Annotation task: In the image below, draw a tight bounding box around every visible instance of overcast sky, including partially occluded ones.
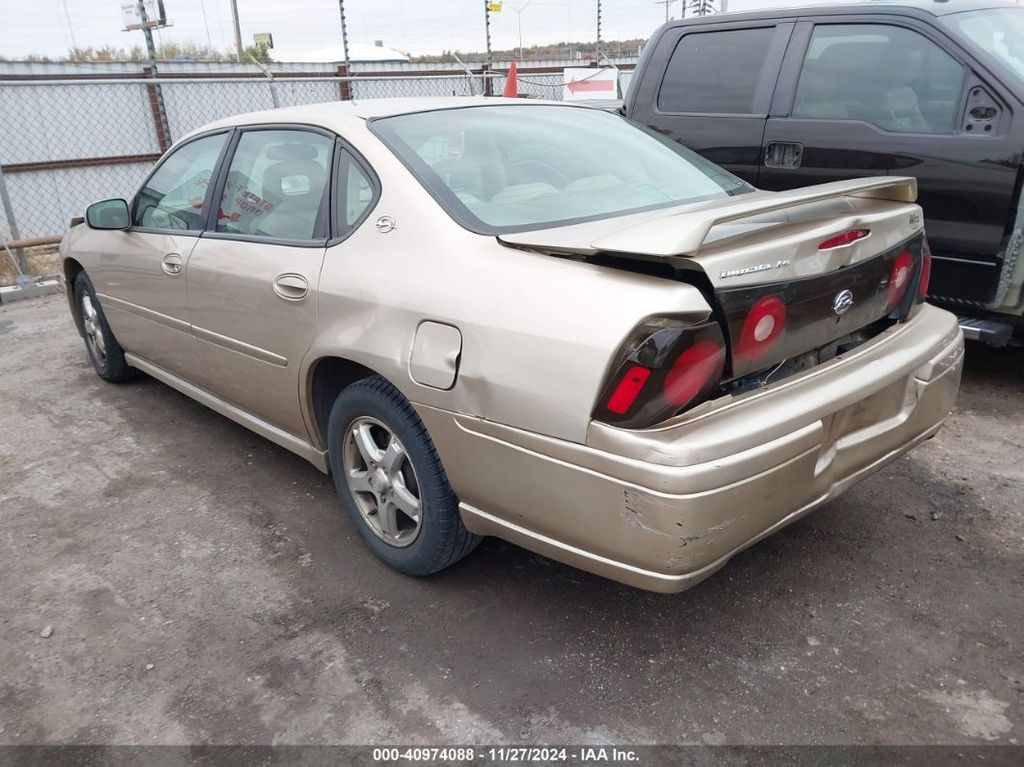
[0,0,849,59]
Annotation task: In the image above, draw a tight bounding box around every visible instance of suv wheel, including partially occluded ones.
[327,375,480,576]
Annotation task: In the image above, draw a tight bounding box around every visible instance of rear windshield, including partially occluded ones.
[370,104,750,234]
[943,8,1024,83]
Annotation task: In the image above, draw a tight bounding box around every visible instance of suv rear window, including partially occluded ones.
[657,28,775,114]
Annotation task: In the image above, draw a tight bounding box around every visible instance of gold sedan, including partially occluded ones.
[62,98,963,592]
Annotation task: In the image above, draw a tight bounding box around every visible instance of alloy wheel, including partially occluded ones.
[81,294,106,366]
[342,416,423,547]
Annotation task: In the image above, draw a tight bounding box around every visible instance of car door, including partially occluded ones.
[183,126,340,439]
[92,131,230,375]
[762,17,1021,305]
[627,20,793,184]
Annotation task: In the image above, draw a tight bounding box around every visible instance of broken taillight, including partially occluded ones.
[593,318,726,428]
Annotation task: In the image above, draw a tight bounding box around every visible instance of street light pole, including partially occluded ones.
[511,1,533,61]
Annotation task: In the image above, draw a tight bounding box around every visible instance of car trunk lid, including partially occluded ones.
[498,177,928,380]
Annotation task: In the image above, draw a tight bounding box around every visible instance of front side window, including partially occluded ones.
[793,24,965,133]
[657,28,776,114]
[134,133,227,230]
[371,105,750,233]
[217,129,333,240]
[942,8,1024,84]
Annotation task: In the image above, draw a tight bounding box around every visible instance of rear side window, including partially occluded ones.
[657,28,776,114]
[338,150,375,229]
[134,133,227,230]
[793,24,966,133]
[216,129,333,240]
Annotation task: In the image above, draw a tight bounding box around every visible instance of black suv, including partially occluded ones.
[623,0,1024,343]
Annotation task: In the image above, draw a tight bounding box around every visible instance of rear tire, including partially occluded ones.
[74,271,132,382]
[327,375,480,577]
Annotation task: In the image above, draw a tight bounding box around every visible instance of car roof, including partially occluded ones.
[663,0,1017,24]
[187,96,570,140]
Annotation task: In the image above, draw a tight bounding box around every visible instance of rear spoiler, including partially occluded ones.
[593,177,917,257]
[499,176,917,258]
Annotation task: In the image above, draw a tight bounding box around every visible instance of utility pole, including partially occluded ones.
[654,0,682,22]
[136,1,172,149]
[484,0,493,95]
[596,0,602,61]
[484,1,493,70]
[338,0,351,76]
[137,0,159,68]
[229,0,244,60]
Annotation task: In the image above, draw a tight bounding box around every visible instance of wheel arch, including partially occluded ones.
[63,257,86,335]
[307,355,386,451]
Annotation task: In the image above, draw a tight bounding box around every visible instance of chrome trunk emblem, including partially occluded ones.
[832,289,855,316]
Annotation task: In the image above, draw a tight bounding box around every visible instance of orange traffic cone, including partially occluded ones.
[503,61,518,98]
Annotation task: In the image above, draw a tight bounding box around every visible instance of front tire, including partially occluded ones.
[73,271,131,382]
[327,375,480,577]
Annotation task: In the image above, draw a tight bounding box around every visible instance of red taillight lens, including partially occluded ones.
[818,228,870,250]
[595,318,726,428]
[736,295,787,362]
[664,339,727,406]
[918,241,932,300]
[606,365,651,415]
[888,249,914,309]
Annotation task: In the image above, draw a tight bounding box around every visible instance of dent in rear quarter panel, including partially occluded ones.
[305,159,715,451]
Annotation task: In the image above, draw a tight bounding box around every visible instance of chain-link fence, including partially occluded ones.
[0,65,633,286]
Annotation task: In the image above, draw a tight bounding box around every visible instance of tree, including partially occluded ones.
[69,45,128,62]
[60,42,243,63]
[242,42,271,64]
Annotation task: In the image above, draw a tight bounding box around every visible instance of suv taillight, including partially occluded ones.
[593,317,726,428]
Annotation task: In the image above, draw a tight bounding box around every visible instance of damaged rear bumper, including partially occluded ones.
[417,305,964,593]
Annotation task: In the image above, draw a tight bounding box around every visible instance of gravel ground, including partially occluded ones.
[0,294,1021,745]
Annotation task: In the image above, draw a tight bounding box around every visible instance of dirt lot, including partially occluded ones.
[0,294,1021,745]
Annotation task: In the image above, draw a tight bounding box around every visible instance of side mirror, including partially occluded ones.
[85,199,131,231]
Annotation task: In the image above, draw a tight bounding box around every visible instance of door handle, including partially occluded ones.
[273,273,309,301]
[161,253,183,276]
[764,141,803,169]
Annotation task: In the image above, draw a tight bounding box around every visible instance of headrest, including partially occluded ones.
[267,142,320,161]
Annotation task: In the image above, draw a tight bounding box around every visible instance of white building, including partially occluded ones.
[271,41,409,64]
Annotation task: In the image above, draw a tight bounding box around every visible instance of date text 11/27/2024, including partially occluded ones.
[372,746,641,762]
